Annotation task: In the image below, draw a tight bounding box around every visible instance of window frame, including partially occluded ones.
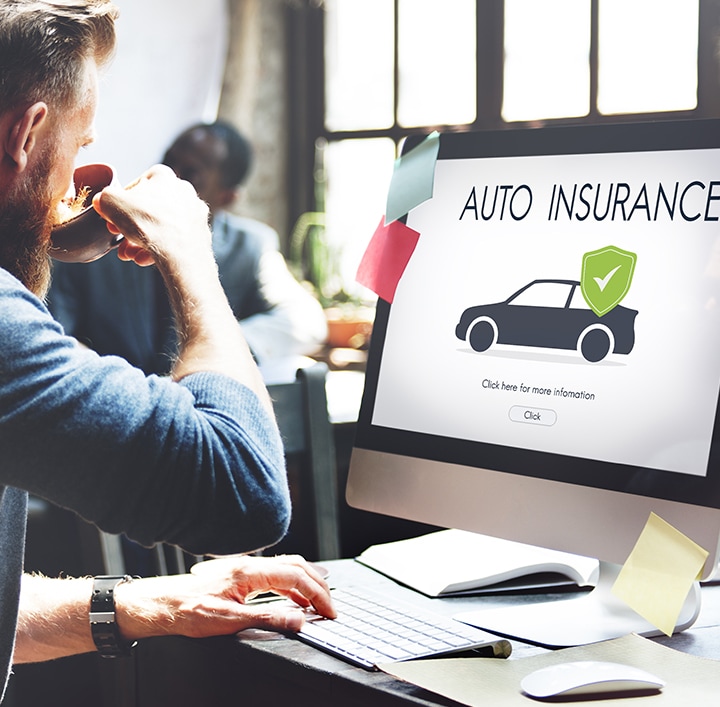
[285,0,720,238]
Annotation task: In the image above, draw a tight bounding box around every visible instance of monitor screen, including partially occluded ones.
[347,120,720,595]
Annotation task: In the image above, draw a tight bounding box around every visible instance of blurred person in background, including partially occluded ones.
[49,120,328,383]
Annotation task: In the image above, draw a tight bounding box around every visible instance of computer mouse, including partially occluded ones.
[520,660,665,699]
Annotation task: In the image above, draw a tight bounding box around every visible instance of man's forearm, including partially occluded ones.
[94,166,274,415]
[159,249,270,411]
[14,574,95,663]
[14,558,335,665]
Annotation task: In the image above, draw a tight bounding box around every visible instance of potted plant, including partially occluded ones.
[289,211,374,350]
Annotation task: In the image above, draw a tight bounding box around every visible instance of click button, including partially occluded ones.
[509,406,557,427]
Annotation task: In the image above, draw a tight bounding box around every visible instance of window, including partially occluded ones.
[503,0,591,121]
[324,0,477,130]
[396,0,477,127]
[597,0,698,115]
[503,0,699,122]
[318,0,478,301]
[289,0,716,300]
[324,0,394,131]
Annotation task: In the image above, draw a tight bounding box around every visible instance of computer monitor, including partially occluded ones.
[346,119,720,647]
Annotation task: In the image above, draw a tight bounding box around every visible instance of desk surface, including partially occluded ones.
[133,559,720,707]
[230,559,720,706]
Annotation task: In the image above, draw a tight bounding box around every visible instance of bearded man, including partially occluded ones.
[0,1,333,699]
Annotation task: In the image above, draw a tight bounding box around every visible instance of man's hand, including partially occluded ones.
[115,555,337,640]
[93,164,212,268]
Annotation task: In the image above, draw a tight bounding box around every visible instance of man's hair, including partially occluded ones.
[0,1,119,112]
[175,121,255,189]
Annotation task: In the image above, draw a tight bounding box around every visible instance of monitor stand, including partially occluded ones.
[453,560,702,648]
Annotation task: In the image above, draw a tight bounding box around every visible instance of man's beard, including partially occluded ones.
[0,152,55,298]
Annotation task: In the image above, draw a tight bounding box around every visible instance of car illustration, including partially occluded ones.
[455,279,637,363]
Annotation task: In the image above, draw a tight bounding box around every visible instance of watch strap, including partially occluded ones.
[89,575,137,658]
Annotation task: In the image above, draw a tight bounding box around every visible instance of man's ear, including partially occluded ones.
[5,102,48,173]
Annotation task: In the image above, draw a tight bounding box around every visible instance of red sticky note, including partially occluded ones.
[356,217,420,303]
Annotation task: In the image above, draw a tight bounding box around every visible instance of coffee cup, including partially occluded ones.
[50,163,124,263]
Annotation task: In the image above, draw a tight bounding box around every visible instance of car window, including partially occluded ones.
[568,286,591,309]
[509,281,572,308]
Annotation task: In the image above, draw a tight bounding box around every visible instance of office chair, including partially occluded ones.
[266,361,341,561]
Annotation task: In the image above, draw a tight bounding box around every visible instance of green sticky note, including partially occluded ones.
[385,131,440,225]
[611,512,709,636]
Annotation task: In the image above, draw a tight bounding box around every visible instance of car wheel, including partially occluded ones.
[468,318,497,352]
[578,325,613,363]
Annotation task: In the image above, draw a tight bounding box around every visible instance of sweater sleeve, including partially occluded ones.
[0,271,290,555]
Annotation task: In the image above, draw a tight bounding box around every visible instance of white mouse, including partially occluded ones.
[521,660,665,699]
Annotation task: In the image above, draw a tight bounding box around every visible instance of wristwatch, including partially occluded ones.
[89,575,137,658]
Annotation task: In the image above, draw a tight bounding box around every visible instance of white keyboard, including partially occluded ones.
[297,585,511,670]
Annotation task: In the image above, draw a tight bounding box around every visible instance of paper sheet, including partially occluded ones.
[612,513,709,636]
[384,131,440,224]
[380,633,720,706]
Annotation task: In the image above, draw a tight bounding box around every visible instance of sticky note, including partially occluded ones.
[611,512,709,636]
[356,217,420,304]
[385,131,440,225]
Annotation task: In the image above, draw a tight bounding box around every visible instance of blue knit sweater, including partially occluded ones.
[0,267,290,698]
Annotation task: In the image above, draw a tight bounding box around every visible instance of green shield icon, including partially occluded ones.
[580,246,637,317]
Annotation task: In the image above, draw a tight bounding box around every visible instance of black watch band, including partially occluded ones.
[89,575,137,658]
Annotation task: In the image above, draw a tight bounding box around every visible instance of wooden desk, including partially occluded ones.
[132,559,720,707]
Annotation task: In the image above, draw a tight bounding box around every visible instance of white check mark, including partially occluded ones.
[593,265,622,292]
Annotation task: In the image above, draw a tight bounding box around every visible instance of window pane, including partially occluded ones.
[503,0,591,122]
[598,0,698,115]
[397,0,476,127]
[324,0,394,131]
[324,139,396,299]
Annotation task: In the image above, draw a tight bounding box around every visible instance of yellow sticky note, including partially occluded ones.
[611,512,709,636]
